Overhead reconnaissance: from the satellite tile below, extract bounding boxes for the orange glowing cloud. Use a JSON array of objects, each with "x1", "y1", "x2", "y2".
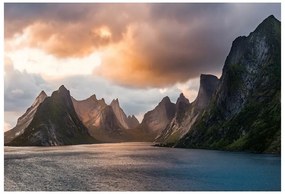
[
  {"x1": 94, "y1": 24, "x2": 194, "y2": 88},
  {"x1": 5, "y1": 3, "x2": 280, "y2": 88}
]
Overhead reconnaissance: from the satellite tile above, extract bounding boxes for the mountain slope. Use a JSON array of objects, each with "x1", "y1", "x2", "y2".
[
  {"x1": 6, "y1": 86, "x2": 97, "y2": 146},
  {"x1": 138, "y1": 96, "x2": 176, "y2": 140},
  {"x1": 175, "y1": 15, "x2": 281, "y2": 153},
  {"x1": 156, "y1": 75, "x2": 219, "y2": 145},
  {"x1": 72, "y1": 96, "x2": 139, "y2": 142},
  {"x1": 4, "y1": 91, "x2": 47, "y2": 144}
]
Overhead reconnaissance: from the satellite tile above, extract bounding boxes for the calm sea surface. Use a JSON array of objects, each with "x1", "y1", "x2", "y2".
[{"x1": 4, "y1": 142, "x2": 281, "y2": 191}]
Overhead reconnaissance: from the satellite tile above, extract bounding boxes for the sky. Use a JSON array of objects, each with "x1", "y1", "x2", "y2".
[{"x1": 4, "y1": 3, "x2": 281, "y2": 131}]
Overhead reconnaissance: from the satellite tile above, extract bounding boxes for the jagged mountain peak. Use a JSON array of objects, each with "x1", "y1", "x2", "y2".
[
  {"x1": 31, "y1": 90, "x2": 48, "y2": 107},
  {"x1": 176, "y1": 93, "x2": 189, "y2": 105},
  {"x1": 154, "y1": 96, "x2": 173, "y2": 108},
  {"x1": 6, "y1": 85, "x2": 96, "y2": 146},
  {"x1": 38, "y1": 90, "x2": 47, "y2": 98},
  {"x1": 111, "y1": 98, "x2": 120, "y2": 106},
  {"x1": 59, "y1": 85, "x2": 68, "y2": 92},
  {"x1": 255, "y1": 15, "x2": 280, "y2": 32},
  {"x1": 140, "y1": 96, "x2": 176, "y2": 135},
  {"x1": 126, "y1": 114, "x2": 140, "y2": 129},
  {"x1": 51, "y1": 85, "x2": 70, "y2": 98},
  {"x1": 174, "y1": 15, "x2": 281, "y2": 153},
  {"x1": 127, "y1": 115, "x2": 133, "y2": 119},
  {"x1": 88, "y1": 94, "x2": 97, "y2": 100},
  {"x1": 161, "y1": 96, "x2": 171, "y2": 102}
]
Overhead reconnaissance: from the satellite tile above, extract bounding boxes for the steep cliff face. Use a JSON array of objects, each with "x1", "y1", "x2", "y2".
[
  {"x1": 156, "y1": 75, "x2": 219, "y2": 145},
  {"x1": 175, "y1": 15, "x2": 281, "y2": 153},
  {"x1": 110, "y1": 99, "x2": 139, "y2": 129},
  {"x1": 4, "y1": 91, "x2": 47, "y2": 144},
  {"x1": 5, "y1": 86, "x2": 97, "y2": 146},
  {"x1": 194, "y1": 75, "x2": 220, "y2": 109},
  {"x1": 139, "y1": 96, "x2": 176, "y2": 138}
]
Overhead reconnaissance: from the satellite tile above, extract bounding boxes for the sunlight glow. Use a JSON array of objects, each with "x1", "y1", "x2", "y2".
[
  {"x1": 6, "y1": 48, "x2": 101, "y2": 79},
  {"x1": 94, "y1": 26, "x2": 112, "y2": 39}
]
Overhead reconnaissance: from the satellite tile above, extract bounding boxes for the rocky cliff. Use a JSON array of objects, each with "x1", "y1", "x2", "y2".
[
  {"x1": 175, "y1": 15, "x2": 281, "y2": 153},
  {"x1": 155, "y1": 75, "x2": 219, "y2": 145},
  {"x1": 110, "y1": 99, "x2": 139, "y2": 129}
]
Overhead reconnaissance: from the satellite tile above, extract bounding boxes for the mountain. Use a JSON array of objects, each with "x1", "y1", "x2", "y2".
[
  {"x1": 174, "y1": 15, "x2": 281, "y2": 153},
  {"x1": 4, "y1": 15, "x2": 280, "y2": 151},
  {"x1": 72, "y1": 96, "x2": 139, "y2": 142},
  {"x1": 138, "y1": 96, "x2": 176, "y2": 139},
  {"x1": 126, "y1": 115, "x2": 140, "y2": 129},
  {"x1": 110, "y1": 99, "x2": 139, "y2": 129},
  {"x1": 5, "y1": 86, "x2": 97, "y2": 146},
  {"x1": 72, "y1": 94, "x2": 108, "y2": 128},
  {"x1": 155, "y1": 74, "x2": 219, "y2": 145},
  {"x1": 4, "y1": 91, "x2": 47, "y2": 144}
]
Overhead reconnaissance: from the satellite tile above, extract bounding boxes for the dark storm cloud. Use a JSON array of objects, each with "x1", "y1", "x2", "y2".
[
  {"x1": 138, "y1": 3, "x2": 281, "y2": 80},
  {"x1": 4, "y1": 3, "x2": 281, "y2": 87}
]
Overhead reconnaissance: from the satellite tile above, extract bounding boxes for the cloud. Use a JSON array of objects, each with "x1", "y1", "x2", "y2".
[
  {"x1": 5, "y1": 47, "x2": 101, "y2": 79},
  {"x1": 4, "y1": 59, "x2": 199, "y2": 129},
  {"x1": 4, "y1": 3, "x2": 280, "y2": 129},
  {"x1": 4, "y1": 3, "x2": 281, "y2": 88},
  {"x1": 4, "y1": 111, "x2": 24, "y2": 131},
  {"x1": 4, "y1": 57, "x2": 52, "y2": 111},
  {"x1": 47, "y1": 74, "x2": 199, "y2": 120},
  {"x1": 4, "y1": 56, "x2": 13, "y2": 73},
  {"x1": 4, "y1": 121, "x2": 12, "y2": 132},
  {"x1": 5, "y1": 3, "x2": 148, "y2": 57}
]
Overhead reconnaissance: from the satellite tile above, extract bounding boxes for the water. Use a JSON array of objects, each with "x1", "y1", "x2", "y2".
[{"x1": 4, "y1": 142, "x2": 280, "y2": 191}]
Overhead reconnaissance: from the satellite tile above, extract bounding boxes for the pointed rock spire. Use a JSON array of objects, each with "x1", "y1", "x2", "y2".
[
  {"x1": 176, "y1": 93, "x2": 189, "y2": 105},
  {"x1": 111, "y1": 98, "x2": 120, "y2": 107},
  {"x1": 58, "y1": 85, "x2": 69, "y2": 93}
]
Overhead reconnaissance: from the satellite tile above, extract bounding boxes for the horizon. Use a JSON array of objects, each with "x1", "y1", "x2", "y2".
[{"x1": 4, "y1": 3, "x2": 281, "y2": 131}]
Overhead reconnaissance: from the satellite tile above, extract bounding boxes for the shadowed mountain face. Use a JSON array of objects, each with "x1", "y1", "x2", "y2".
[
  {"x1": 110, "y1": 99, "x2": 139, "y2": 129},
  {"x1": 4, "y1": 91, "x2": 47, "y2": 144},
  {"x1": 138, "y1": 96, "x2": 176, "y2": 139},
  {"x1": 5, "y1": 86, "x2": 142, "y2": 145},
  {"x1": 174, "y1": 15, "x2": 281, "y2": 153},
  {"x1": 5, "y1": 86, "x2": 97, "y2": 146},
  {"x1": 155, "y1": 75, "x2": 219, "y2": 145}
]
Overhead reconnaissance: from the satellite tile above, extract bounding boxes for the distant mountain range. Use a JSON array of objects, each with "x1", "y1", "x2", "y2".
[{"x1": 4, "y1": 15, "x2": 280, "y2": 153}]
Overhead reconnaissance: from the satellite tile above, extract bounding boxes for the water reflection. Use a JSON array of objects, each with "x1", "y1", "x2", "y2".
[{"x1": 5, "y1": 142, "x2": 281, "y2": 191}]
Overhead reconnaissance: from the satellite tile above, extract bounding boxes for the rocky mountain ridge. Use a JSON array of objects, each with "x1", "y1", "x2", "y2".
[
  {"x1": 5, "y1": 86, "x2": 97, "y2": 146},
  {"x1": 155, "y1": 74, "x2": 219, "y2": 144},
  {"x1": 171, "y1": 15, "x2": 281, "y2": 153},
  {"x1": 72, "y1": 95, "x2": 140, "y2": 142},
  {"x1": 4, "y1": 15, "x2": 280, "y2": 153}
]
